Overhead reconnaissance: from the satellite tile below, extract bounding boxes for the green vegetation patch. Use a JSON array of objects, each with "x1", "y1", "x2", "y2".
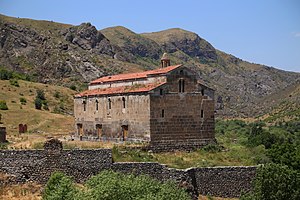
[
  {"x1": 43, "y1": 171, "x2": 191, "y2": 200},
  {"x1": 0, "y1": 100, "x2": 8, "y2": 110},
  {"x1": 241, "y1": 163, "x2": 300, "y2": 200}
]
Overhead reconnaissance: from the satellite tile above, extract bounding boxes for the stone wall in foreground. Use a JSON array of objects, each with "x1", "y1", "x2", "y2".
[
  {"x1": 0, "y1": 145, "x2": 256, "y2": 198},
  {"x1": 0, "y1": 149, "x2": 112, "y2": 183}
]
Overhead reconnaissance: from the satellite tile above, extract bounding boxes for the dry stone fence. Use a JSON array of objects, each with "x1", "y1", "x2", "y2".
[{"x1": 0, "y1": 139, "x2": 256, "y2": 198}]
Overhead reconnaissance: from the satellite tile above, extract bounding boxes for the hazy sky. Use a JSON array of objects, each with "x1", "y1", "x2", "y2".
[{"x1": 1, "y1": 0, "x2": 299, "y2": 72}]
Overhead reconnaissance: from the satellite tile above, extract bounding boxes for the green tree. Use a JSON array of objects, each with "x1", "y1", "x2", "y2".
[
  {"x1": 42, "y1": 172, "x2": 78, "y2": 200},
  {"x1": 34, "y1": 98, "x2": 42, "y2": 110},
  {"x1": 240, "y1": 163, "x2": 300, "y2": 200},
  {"x1": 35, "y1": 89, "x2": 48, "y2": 110},
  {"x1": 36, "y1": 89, "x2": 46, "y2": 100},
  {"x1": 267, "y1": 143, "x2": 300, "y2": 170}
]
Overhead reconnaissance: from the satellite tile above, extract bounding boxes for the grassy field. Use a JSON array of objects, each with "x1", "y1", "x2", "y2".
[{"x1": 0, "y1": 79, "x2": 75, "y2": 149}]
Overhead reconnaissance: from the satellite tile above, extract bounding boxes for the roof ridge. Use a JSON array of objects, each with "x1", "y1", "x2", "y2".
[
  {"x1": 76, "y1": 81, "x2": 166, "y2": 97},
  {"x1": 90, "y1": 64, "x2": 181, "y2": 85}
]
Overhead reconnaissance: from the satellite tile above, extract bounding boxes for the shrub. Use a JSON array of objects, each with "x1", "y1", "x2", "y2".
[
  {"x1": 0, "y1": 100, "x2": 8, "y2": 110},
  {"x1": 202, "y1": 144, "x2": 223, "y2": 153},
  {"x1": 267, "y1": 142, "x2": 300, "y2": 170},
  {"x1": 53, "y1": 91, "x2": 60, "y2": 99},
  {"x1": 36, "y1": 89, "x2": 46, "y2": 100},
  {"x1": 42, "y1": 171, "x2": 191, "y2": 200},
  {"x1": 42, "y1": 172, "x2": 78, "y2": 200},
  {"x1": 240, "y1": 163, "x2": 300, "y2": 200},
  {"x1": 0, "y1": 68, "x2": 13, "y2": 80},
  {"x1": 35, "y1": 89, "x2": 48, "y2": 110},
  {"x1": 34, "y1": 98, "x2": 42, "y2": 110},
  {"x1": 9, "y1": 79, "x2": 19, "y2": 87},
  {"x1": 84, "y1": 170, "x2": 191, "y2": 200},
  {"x1": 69, "y1": 85, "x2": 77, "y2": 91},
  {"x1": 43, "y1": 102, "x2": 49, "y2": 111},
  {"x1": 20, "y1": 97, "x2": 27, "y2": 105}
]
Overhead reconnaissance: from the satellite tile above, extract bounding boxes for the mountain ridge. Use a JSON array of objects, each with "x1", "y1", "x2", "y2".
[{"x1": 0, "y1": 14, "x2": 299, "y2": 117}]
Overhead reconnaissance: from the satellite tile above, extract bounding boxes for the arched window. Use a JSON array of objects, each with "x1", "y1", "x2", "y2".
[
  {"x1": 179, "y1": 79, "x2": 185, "y2": 93},
  {"x1": 122, "y1": 97, "x2": 126, "y2": 108},
  {"x1": 160, "y1": 89, "x2": 163, "y2": 95},
  {"x1": 108, "y1": 98, "x2": 111, "y2": 109},
  {"x1": 201, "y1": 110, "x2": 204, "y2": 118},
  {"x1": 201, "y1": 89, "x2": 205, "y2": 96},
  {"x1": 83, "y1": 100, "x2": 86, "y2": 111},
  {"x1": 95, "y1": 99, "x2": 99, "y2": 111}
]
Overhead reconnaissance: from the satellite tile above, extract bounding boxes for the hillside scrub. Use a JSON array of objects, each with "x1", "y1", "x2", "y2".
[
  {"x1": 0, "y1": 66, "x2": 35, "y2": 81},
  {"x1": 42, "y1": 171, "x2": 191, "y2": 200}
]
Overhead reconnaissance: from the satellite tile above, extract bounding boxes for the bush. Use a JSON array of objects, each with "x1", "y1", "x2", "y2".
[
  {"x1": 34, "y1": 98, "x2": 42, "y2": 110},
  {"x1": 69, "y1": 85, "x2": 77, "y2": 91},
  {"x1": 35, "y1": 89, "x2": 48, "y2": 110},
  {"x1": 42, "y1": 170, "x2": 191, "y2": 200},
  {"x1": 43, "y1": 172, "x2": 78, "y2": 200},
  {"x1": 9, "y1": 79, "x2": 19, "y2": 87},
  {"x1": 240, "y1": 163, "x2": 300, "y2": 200},
  {"x1": 0, "y1": 100, "x2": 8, "y2": 110},
  {"x1": 202, "y1": 144, "x2": 223, "y2": 153},
  {"x1": 267, "y1": 142, "x2": 300, "y2": 170},
  {"x1": 19, "y1": 97, "x2": 27, "y2": 105},
  {"x1": 36, "y1": 89, "x2": 46, "y2": 100},
  {"x1": 53, "y1": 91, "x2": 61, "y2": 99},
  {"x1": 83, "y1": 170, "x2": 191, "y2": 200},
  {"x1": 0, "y1": 68, "x2": 13, "y2": 80}
]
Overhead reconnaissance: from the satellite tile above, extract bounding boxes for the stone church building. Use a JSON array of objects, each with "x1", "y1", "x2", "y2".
[{"x1": 74, "y1": 54, "x2": 215, "y2": 148}]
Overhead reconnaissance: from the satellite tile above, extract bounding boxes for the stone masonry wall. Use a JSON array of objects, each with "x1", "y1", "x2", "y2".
[
  {"x1": 0, "y1": 149, "x2": 112, "y2": 183},
  {"x1": 74, "y1": 94, "x2": 151, "y2": 141},
  {"x1": 0, "y1": 146, "x2": 256, "y2": 198},
  {"x1": 193, "y1": 166, "x2": 257, "y2": 198},
  {"x1": 149, "y1": 67, "x2": 215, "y2": 150}
]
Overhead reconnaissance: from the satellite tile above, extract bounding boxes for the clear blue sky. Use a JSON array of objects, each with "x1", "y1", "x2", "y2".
[{"x1": 1, "y1": 0, "x2": 299, "y2": 72}]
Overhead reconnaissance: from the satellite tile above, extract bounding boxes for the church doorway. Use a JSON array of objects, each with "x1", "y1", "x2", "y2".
[
  {"x1": 96, "y1": 124, "x2": 102, "y2": 139},
  {"x1": 77, "y1": 123, "x2": 83, "y2": 136},
  {"x1": 121, "y1": 125, "x2": 128, "y2": 141}
]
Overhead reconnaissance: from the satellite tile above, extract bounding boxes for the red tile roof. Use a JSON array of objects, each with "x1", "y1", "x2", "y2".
[
  {"x1": 90, "y1": 64, "x2": 181, "y2": 85},
  {"x1": 76, "y1": 82, "x2": 166, "y2": 97}
]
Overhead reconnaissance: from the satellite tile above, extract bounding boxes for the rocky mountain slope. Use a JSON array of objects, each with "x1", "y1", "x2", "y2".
[{"x1": 0, "y1": 14, "x2": 299, "y2": 117}]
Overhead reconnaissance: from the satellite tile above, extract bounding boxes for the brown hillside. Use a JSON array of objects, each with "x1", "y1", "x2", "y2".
[{"x1": 0, "y1": 14, "x2": 299, "y2": 118}]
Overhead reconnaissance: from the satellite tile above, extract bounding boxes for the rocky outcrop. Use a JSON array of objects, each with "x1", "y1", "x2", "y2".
[{"x1": 142, "y1": 28, "x2": 217, "y2": 62}]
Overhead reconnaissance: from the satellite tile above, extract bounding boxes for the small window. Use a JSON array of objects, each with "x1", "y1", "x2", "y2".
[
  {"x1": 122, "y1": 97, "x2": 126, "y2": 108},
  {"x1": 201, "y1": 110, "x2": 204, "y2": 118},
  {"x1": 83, "y1": 100, "x2": 86, "y2": 111},
  {"x1": 201, "y1": 89, "x2": 205, "y2": 96},
  {"x1": 108, "y1": 98, "x2": 111, "y2": 109},
  {"x1": 179, "y1": 79, "x2": 185, "y2": 93},
  {"x1": 95, "y1": 99, "x2": 99, "y2": 111},
  {"x1": 160, "y1": 89, "x2": 163, "y2": 95},
  {"x1": 161, "y1": 109, "x2": 165, "y2": 118}
]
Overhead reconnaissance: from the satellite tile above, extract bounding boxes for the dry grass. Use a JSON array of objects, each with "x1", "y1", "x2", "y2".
[
  {"x1": 0, "y1": 183, "x2": 42, "y2": 200},
  {"x1": 0, "y1": 79, "x2": 75, "y2": 149}
]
